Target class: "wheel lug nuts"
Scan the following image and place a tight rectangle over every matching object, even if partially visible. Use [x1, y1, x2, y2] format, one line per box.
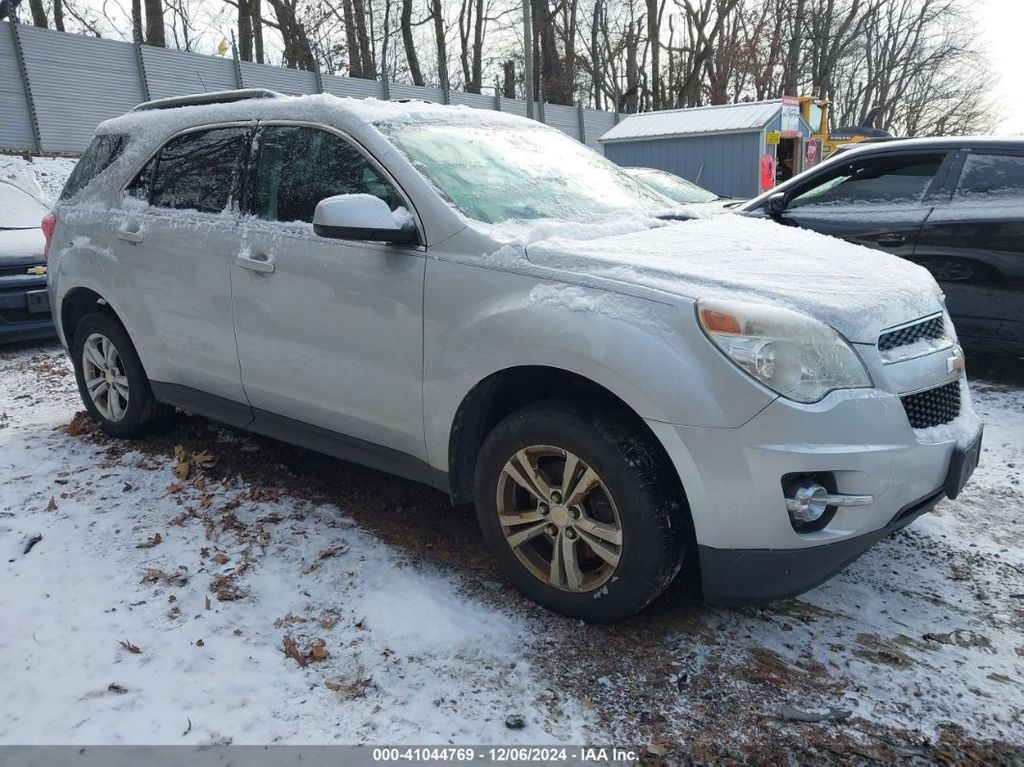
[570, 507, 580, 519]
[539, 503, 549, 515]
[565, 529, 576, 540]
[546, 524, 558, 536]
[551, 491, 562, 504]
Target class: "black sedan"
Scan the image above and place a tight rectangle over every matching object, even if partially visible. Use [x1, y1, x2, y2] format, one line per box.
[742, 137, 1024, 356]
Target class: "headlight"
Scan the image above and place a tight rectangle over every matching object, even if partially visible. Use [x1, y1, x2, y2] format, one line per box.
[697, 298, 872, 403]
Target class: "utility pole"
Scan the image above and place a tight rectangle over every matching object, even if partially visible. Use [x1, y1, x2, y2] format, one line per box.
[523, 0, 534, 119]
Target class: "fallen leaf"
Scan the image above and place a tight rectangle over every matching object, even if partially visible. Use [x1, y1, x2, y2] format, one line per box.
[195, 639, 205, 647]
[318, 541, 348, 560]
[119, 639, 142, 654]
[108, 682, 128, 694]
[136, 532, 163, 549]
[141, 568, 188, 587]
[204, 596, 211, 610]
[191, 450, 215, 467]
[46, 496, 57, 511]
[308, 638, 330, 662]
[212, 552, 230, 565]
[283, 635, 307, 667]
[319, 614, 339, 630]
[325, 675, 372, 698]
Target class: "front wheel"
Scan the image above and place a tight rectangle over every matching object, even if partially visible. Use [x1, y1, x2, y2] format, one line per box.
[474, 401, 688, 623]
[71, 312, 170, 438]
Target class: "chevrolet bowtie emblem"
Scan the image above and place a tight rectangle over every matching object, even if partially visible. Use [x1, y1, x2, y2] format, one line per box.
[947, 347, 965, 375]
[26, 265, 47, 276]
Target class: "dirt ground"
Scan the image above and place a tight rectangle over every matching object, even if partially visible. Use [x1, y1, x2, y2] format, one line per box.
[2, 342, 1022, 762]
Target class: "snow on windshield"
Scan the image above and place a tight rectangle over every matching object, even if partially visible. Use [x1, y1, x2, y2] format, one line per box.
[379, 122, 669, 225]
[629, 168, 717, 204]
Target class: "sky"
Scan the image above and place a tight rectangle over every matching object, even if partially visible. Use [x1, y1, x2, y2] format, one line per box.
[978, 0, 1024, 134]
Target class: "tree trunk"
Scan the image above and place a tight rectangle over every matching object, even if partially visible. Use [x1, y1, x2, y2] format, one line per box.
[27, 0, 45, 27]
[250, 0, 264, 63]
[431, 0, 449, 91]
[53, 0, 63, 30]
[131, 0, 143, 40]
[143, 0, 165, 47]
[783, 0, 805, 95]
[237, 0, 253, 60]
[502, 60, 515, 98]
[342, 0, 363, 77]
[471, 0, 483, 93]
[645, 0, 660, 108]
[352, 0, 377, 79]
[400, 0, 424, 85]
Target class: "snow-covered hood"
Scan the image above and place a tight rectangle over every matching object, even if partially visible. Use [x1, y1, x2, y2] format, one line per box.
[525, 215, 944, 343]
[0, 227, 45, 262]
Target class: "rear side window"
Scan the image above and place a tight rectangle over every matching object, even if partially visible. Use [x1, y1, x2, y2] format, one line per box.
[955, 153, 1024, 201]
[788, 153, 945, 210]
[60, 134, 128, 200]
[128, 127, 249, 213]
[251, 125, 402, 223]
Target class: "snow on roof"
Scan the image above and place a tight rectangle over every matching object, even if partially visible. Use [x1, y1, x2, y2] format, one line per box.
[600, 101, 784, 143]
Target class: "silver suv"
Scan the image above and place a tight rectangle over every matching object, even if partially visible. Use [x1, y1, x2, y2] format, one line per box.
[47, 90, 983, 622]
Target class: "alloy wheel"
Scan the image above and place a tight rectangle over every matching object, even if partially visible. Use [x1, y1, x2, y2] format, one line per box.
[495, 445, 623, 592]
[82, 332, 130, 421]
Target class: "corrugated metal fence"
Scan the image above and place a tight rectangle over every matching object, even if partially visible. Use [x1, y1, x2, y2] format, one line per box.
[1, 19, 622, 156]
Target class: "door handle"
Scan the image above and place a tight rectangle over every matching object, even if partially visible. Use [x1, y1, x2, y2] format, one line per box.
[116, 226, 143, 243]
[235, 252, 275, 274]
[876, 233, 906, 247]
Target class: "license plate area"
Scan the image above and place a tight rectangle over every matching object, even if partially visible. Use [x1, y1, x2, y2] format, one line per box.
[944, 427, 983, 499]
[25, 289, 50, 315]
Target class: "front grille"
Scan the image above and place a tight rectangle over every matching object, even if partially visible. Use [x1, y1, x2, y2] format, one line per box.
[878, 315, 945, 352]
[901, 381, 961, 429]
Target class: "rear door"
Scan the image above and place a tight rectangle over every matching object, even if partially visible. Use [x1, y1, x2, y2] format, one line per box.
[914, 149, 1024, 352]
[778, 151, 951, 259]
[115, 124, 253, 413]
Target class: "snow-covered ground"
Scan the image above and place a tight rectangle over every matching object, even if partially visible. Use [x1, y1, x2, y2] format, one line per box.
[0, 344, 1021, 757]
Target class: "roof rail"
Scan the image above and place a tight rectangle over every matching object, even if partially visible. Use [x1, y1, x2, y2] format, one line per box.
[131, 88, 284, 113]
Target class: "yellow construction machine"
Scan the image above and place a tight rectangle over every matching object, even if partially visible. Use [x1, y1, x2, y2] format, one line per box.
[798, 96, 893, 161]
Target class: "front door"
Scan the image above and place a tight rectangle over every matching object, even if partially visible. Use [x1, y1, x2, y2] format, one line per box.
[230, 123, 427, 473]
[115, 124, 253, 407]
[914, 149, 1024, 351]
[779, 151, 951, 261]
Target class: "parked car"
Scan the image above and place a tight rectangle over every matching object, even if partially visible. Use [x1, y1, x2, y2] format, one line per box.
[621, 166, 740, 207]
[0, 171, 56, 342]
[47, 90, 982, 622]
[742, 137, 1024, 356]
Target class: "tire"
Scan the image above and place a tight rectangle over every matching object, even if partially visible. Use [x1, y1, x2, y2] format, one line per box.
[71, 312, 171, 438]
[473, 400, 688, 623]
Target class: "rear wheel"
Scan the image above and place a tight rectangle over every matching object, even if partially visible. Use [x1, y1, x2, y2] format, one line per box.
[71, 312, 170, 438]
[474, 401, 688, 623]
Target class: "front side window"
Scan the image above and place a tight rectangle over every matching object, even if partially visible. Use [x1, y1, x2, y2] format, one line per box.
[252, 125, 401, 223]
[379, 121, 668, 225]
[128, 126, 249, 213]
[788, 153, 945, 210]
[955, 152, 1024, 201]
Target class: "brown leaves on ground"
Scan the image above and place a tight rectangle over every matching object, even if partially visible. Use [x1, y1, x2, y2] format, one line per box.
[325, 674, 373, 698]
[210, 573, 247, 602]
[141, 568, 188, 587]
[318, 541, 349, 560]
[212, 552, 230, 565]
[118, 639, 142, 654]
[65, 411, 95, 437]
[172, 446, 216, 481]
[46, 496, 57, 511]
[136, 532, 163, 549]
[282, 635, 331, 667]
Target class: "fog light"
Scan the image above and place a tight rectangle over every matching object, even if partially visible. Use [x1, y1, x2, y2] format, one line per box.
[786, 483, 830, 523]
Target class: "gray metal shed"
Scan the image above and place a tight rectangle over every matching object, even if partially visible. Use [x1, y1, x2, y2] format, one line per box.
[600, 99, 813, 199]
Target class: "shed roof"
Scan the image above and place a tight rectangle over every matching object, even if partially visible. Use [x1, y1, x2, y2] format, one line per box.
[600, 100, 784, 143]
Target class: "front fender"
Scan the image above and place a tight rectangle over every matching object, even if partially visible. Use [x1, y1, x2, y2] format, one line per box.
[422, 258, 773, 472]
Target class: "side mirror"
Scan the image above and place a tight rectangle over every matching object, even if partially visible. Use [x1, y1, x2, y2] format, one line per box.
[313, 194, 418, 245]
[764, 191, 788, 221]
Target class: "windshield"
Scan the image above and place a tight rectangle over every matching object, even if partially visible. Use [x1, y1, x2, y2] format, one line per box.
[379, 122, 670, 224]
[627, 168, 717, 204]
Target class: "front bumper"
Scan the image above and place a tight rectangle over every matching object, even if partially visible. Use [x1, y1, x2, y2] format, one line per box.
[647, 373, 983, 604]
[0, 264, 54, 343]
[698, 487, 943, 604]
